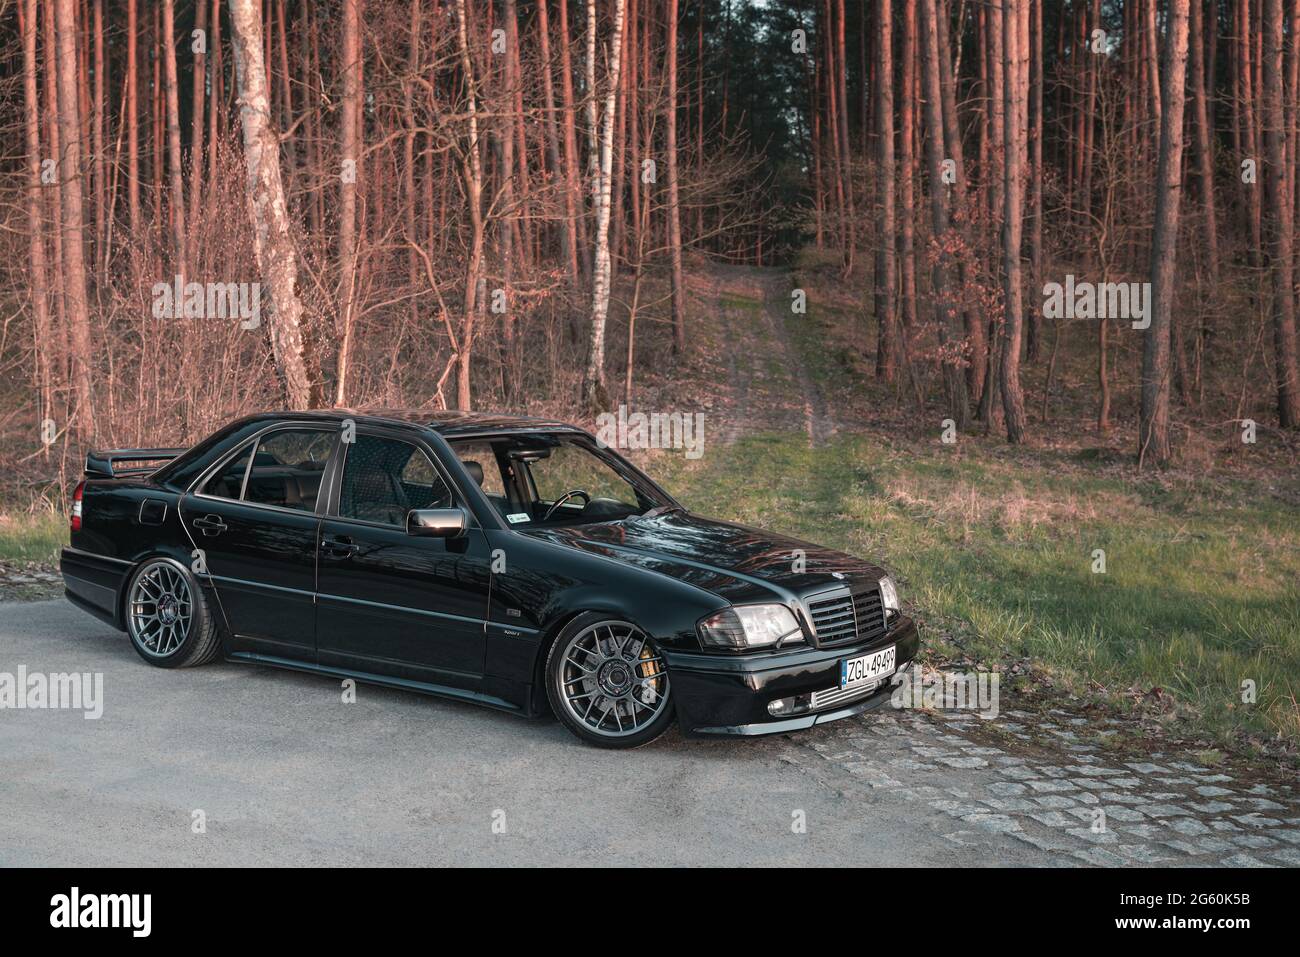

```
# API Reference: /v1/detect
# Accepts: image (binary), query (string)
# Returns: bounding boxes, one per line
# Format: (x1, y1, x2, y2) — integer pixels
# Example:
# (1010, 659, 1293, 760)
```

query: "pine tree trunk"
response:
(1241, 0, 1263, 264)
(1001, 0, 1029, 443)
(1189, 0, 1219, 282)
(1140, 0, 1190, 467)
(1263, 0, 1300, 426)
(54, 0, 96, 439)
(21, 0, 54, 433)
(208, 0, 222, 193)
(919, 0, 972, 430)
(899, 0, 918, 343)
(873, 0, 897, 382)
(161, 0, 187, 274)
(537, 0, 580, 287)
(557, 0, 590, 281)
(92, 0, 105, 255)
(1027, 0, 1043, 360)
(126, 0, 139, 233)
(935, 0, 981, 400)
(188, 0, 208, 244)
(835, 0, 856, 275)
(42, 0, 66, 365)
(501, 0, 521, 376)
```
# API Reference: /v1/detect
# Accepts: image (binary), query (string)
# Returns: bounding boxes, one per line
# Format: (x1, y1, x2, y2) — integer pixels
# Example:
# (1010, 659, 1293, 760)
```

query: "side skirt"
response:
(225, 651, 530, 716)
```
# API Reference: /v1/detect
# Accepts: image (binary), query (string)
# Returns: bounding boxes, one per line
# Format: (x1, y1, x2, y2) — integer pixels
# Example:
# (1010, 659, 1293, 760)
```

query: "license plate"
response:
(841, 645, 896, 690)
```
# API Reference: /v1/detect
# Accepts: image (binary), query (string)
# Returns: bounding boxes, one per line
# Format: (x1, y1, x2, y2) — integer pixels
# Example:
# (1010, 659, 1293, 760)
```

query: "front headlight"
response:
(879, 576, 901, 616)
(698, 604, 803, 651)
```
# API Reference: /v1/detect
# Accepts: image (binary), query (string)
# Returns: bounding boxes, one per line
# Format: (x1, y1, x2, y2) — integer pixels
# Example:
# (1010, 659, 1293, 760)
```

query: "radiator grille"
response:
(806, 581, 888, 648)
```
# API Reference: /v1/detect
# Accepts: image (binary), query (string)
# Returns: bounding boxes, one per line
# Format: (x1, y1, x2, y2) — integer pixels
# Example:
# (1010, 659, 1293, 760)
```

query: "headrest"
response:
(462, 460, 485, 486)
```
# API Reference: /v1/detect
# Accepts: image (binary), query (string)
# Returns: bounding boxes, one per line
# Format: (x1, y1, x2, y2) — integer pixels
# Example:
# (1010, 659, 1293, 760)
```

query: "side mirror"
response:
(407, 507, 468, 538)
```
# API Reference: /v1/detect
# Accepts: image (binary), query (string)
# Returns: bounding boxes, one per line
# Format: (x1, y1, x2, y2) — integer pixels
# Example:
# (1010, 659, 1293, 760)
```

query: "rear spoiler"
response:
(84, 448, 185, 479)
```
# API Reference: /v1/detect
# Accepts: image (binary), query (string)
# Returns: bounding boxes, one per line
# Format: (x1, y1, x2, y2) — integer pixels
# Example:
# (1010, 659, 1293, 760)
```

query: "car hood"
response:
(521, 510, 885, 604)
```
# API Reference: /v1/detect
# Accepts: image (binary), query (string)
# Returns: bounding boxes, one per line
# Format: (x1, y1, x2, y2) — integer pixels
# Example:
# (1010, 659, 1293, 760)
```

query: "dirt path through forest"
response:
(696, 263, 834, 447)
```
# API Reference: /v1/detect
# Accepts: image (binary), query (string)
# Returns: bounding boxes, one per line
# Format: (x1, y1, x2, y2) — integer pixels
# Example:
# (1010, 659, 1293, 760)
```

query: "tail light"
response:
(70, 481, 85, 532)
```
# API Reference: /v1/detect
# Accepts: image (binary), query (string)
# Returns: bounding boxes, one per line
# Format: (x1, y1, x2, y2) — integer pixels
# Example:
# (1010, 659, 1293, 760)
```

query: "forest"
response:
(2, 0, 1298, 477)
(1, 2, 1298, 747)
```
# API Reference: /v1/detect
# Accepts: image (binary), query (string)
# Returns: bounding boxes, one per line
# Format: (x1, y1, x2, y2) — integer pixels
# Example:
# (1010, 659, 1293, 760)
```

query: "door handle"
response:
(320, 536, 359, 558)
(193, 514, 227, 536)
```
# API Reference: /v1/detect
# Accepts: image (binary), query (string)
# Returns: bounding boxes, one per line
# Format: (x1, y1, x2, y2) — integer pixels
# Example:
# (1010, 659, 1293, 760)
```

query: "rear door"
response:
(315, 429, 493, 687)
(180, 424, 337, 659)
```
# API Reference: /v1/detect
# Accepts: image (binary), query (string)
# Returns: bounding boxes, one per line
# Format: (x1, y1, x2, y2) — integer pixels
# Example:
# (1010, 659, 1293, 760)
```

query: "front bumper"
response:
(666, 615, 920, 737)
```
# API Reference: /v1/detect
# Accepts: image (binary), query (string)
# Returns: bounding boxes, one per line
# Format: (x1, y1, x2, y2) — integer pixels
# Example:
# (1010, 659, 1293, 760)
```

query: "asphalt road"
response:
(3, 599, 1296, 867)
(0, 599, 1042, 867)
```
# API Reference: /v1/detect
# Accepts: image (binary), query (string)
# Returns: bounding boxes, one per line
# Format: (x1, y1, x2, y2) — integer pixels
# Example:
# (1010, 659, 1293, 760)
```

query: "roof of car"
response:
(324, 408, 583, 438)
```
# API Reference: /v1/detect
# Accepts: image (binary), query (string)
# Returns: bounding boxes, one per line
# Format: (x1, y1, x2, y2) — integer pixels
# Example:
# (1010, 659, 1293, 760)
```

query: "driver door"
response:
(314, 429, 492, 687)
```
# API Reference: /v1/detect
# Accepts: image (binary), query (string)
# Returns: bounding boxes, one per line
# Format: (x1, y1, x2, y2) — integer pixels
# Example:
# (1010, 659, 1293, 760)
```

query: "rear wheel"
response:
(125, 558, 221, 668)
(545, 614, 674, 749)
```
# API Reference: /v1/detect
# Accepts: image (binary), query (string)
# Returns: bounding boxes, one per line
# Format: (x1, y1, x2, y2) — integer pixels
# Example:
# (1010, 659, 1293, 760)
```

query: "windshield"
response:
(449, 434, 672, 526)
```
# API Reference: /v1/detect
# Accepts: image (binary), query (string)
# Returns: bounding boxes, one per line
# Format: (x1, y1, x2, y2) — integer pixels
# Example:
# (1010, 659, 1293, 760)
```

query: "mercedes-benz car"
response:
(60, 410, 920, 748)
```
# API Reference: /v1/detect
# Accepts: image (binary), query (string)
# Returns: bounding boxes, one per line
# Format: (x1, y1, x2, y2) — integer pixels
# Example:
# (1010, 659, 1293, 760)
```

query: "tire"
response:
(545, 613, 674, 749)
(124, 557, 222, 669)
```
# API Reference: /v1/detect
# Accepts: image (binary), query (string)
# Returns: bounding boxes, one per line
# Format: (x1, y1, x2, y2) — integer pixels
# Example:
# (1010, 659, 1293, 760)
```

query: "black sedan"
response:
(60, 410, 919, 748)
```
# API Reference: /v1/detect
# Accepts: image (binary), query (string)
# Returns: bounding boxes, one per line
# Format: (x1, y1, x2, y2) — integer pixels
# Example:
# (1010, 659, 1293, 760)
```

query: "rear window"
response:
(200, 429, 332, 512)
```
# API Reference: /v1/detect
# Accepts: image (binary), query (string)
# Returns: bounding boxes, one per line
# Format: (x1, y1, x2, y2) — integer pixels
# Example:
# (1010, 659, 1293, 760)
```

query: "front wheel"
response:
(125, 557, 221, 668)
(545, 614, 674, 749)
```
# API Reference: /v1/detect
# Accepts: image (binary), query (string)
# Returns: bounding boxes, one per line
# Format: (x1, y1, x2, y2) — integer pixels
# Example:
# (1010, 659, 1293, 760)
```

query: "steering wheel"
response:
(543, 489, 591, 521)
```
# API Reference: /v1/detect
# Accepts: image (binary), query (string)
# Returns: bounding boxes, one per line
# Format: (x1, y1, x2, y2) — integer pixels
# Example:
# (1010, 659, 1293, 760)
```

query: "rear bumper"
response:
(666, 616, 920, 737)
(60, 547, 130, 629)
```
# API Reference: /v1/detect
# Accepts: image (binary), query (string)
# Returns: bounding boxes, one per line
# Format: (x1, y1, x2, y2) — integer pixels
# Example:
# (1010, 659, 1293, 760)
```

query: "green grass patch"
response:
(648, 432, 1300, 749)
(0, 510, 67, 565)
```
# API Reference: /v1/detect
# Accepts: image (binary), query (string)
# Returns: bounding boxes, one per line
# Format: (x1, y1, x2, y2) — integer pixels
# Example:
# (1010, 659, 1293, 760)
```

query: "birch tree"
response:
(227, 0, 319, 410)
(453, 0, 485, 411)
(581, 0, 628, 410)
(335, 0, 362, 404)
(665, 0, 687, 356)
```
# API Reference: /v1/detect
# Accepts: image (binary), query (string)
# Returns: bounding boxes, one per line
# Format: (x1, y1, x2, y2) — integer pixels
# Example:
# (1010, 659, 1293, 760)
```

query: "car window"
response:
(241, 429, 333, 511)
(453, 442, 507, 497)
(338, 435, 453, 526)
(529, 443, 637, 508)
(200, 441, 253, 500)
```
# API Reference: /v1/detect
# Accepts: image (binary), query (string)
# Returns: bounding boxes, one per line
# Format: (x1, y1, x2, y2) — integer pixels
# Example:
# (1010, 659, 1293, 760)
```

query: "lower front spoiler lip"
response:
(666, 616, 920, 738)
(689, 674, 900, 736)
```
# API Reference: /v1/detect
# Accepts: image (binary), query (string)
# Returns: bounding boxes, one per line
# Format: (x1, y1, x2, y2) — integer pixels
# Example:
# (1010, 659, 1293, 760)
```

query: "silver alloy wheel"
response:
(127, 560, 194, 659)
(558, 620, 670, 737)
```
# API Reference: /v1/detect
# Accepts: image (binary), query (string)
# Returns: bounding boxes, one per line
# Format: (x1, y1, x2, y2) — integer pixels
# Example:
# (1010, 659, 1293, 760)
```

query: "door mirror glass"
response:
(407, 507, 467, 538)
